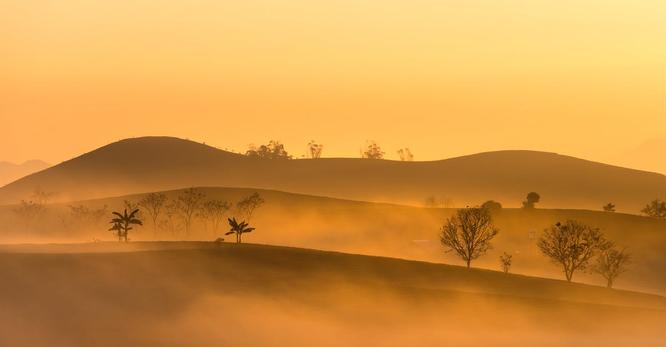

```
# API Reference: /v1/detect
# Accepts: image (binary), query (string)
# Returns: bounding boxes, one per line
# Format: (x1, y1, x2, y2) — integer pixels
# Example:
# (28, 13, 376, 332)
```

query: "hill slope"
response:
(0, 160, 50, 187)
(0, 243, 664, 346)
(0, 137, 665, 211)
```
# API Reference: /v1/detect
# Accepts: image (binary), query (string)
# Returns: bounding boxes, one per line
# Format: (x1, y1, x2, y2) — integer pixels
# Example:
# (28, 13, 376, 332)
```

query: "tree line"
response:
(244, 140, 414, 161)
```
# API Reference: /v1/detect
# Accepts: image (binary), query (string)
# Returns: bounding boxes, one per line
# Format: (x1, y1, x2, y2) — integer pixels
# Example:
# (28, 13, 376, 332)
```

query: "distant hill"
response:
(0, 136, 665, 212)
(0, 160, 50, 187)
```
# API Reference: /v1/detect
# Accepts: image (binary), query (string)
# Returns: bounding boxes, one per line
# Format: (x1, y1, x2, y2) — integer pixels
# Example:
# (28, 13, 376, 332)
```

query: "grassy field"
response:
(0, 242, 665, 347)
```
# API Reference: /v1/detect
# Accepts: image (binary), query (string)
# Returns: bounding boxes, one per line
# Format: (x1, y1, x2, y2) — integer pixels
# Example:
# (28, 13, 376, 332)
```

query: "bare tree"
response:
(603, 203, 616, 212)
(307, 140, 324, 159)
(593, 246, 630, 288)
(199, 199, 231, 236)
(361, 141, 384, 159)
(236, 192, 265, 223)
(139, 193, 167, 234)
(397, 148, 414, 161)
(641, 199, 666, 219)
(500, 252, 513, 274)
(522, 192, 541, 209)
(537, 220, 610, 282)
(440, 207, 500, 268)
(173, 188, 206, 236)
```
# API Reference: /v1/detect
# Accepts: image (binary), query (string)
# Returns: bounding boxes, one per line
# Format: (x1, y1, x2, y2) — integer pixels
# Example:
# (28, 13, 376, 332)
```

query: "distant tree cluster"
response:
(117, 189, 264, 243)
(397, 148, 414, 161)
(641, 199, 666, 219)
(246, 140, 292, 159)
(361, 141, 385, 159)
(307, 141, 324, 159)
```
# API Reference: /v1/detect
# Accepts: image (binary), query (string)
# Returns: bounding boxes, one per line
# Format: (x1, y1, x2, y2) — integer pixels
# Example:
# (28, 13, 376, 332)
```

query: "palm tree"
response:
(110, 209, 143, 242)
(225, 217, 254, 244)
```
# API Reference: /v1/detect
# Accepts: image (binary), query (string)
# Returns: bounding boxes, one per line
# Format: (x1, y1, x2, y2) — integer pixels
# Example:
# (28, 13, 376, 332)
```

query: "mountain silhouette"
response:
(0, 136, 664, 211)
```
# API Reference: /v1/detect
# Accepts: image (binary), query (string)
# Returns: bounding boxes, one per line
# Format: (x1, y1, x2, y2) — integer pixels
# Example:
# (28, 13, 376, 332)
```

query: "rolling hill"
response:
(0, 243, 664, 346)
(0, 136, 665, 212)
(3, 187, 666, 294)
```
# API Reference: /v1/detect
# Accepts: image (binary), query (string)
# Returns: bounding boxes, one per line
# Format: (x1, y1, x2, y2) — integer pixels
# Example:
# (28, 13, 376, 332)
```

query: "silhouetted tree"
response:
(246, 140, 292, 159)
(225, 217, 255, 243)
(361, 141, 384, 159)
(14, 200, 47, 225)
(440, 207, 500, 268)
(522, 192, 541, 209)
(641, 199, 666, 219)
(139, 193, 167, 234)
(109, 208, 142, 242)
(397, 148, 414, 161)
(537, 220, 610, 282)
(307, 140, 324, 159)
(174, 188, 206, 236)
(593, 245, 630, 288)
(481, 200, 503, 212)
(68, 204, 108, 231)
(500, 252, 513, 274)
(236, 192, 264, 223)
(199, 199, 231, 236)
(603, 203, 616, 212)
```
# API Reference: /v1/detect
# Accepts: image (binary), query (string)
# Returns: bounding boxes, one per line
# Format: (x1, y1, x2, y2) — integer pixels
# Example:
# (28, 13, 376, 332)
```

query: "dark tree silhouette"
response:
(500, 252, 513, 274)
(109, 208, 143, 242)
(641, 199, 666, 219)
(307, 140, 324, 159)
(246, 140, 292, 159)
(361, 141, 384, 159)
(174, 188, 206, 236)
(593, 246, 630, 288)
(537, 220, 610, 282)
(440, 207, 500, 268)
(397, 148, 414, 161)
(522, 192, 541, 209)
(481, 200, 503, 212)
(236, 192, 264, 223)
(603, 203, 616, 212)
(139, 193, 167, 234)
(225, 217, 255, 243)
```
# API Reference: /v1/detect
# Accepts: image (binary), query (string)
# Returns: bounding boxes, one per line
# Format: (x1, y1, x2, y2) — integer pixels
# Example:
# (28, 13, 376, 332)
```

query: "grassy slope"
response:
(0, 242, 665, 346)
(2, 186, 666, 294)
(1, 136, 665, 211)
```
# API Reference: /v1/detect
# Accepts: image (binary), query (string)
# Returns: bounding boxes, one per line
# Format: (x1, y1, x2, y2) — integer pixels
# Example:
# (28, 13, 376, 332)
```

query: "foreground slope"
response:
(0, 243, 664, 347)
(1, 136, 665, 211)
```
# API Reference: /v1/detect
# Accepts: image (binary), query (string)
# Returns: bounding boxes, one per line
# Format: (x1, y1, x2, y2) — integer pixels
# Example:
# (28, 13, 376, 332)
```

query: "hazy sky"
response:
(2, 0, 665, 168)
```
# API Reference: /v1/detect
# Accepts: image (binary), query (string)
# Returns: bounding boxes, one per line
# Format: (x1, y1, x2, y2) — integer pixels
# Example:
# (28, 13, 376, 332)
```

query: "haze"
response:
(2, 0, 666, 170)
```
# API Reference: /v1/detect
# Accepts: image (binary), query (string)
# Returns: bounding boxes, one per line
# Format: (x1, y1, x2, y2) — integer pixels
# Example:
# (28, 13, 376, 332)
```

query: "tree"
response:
(361, 141, 384, 159)
(481, 200, 503, 212)
(593, 246, 630, 288)
(225, 217, 255, 244)
(424, 196, 440, 208)
(14, 199, 47, 225)
(500, 252, 513, 274)
(537, 220, 610, 282)
(440, 207, 500, 268)
(68, 204, 108, 231)
(641, 199, 666, 219)
(307, 140, 324, 159)
(138, 193, 167, 234)
(603, 203, 616, 213)
(246, 140, 292, 159)
(522, 192, 541, 209)
(397, 148, 414, 161)
(236, 192, 264, 223)
(173, 188, 206, 236)
(109, 209, 143, 242)
(199, 199, 231, 236)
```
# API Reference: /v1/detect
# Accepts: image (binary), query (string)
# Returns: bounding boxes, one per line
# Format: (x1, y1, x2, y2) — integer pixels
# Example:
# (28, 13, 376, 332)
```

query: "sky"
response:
(2, 0, 666, 171)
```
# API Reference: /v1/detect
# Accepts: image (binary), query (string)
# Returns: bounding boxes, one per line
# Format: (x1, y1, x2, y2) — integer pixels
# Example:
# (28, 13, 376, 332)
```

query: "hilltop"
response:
(0, 136, 664, 212)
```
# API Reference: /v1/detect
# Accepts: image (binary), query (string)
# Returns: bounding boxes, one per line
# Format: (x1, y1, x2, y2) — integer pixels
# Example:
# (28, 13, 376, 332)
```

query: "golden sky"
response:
(2, 0, 666, 168)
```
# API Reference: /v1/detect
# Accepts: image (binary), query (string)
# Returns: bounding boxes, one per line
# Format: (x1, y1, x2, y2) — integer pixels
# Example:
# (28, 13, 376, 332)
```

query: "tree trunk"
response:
(466, 259, 471, 268)
(607, 278, 613, 288)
